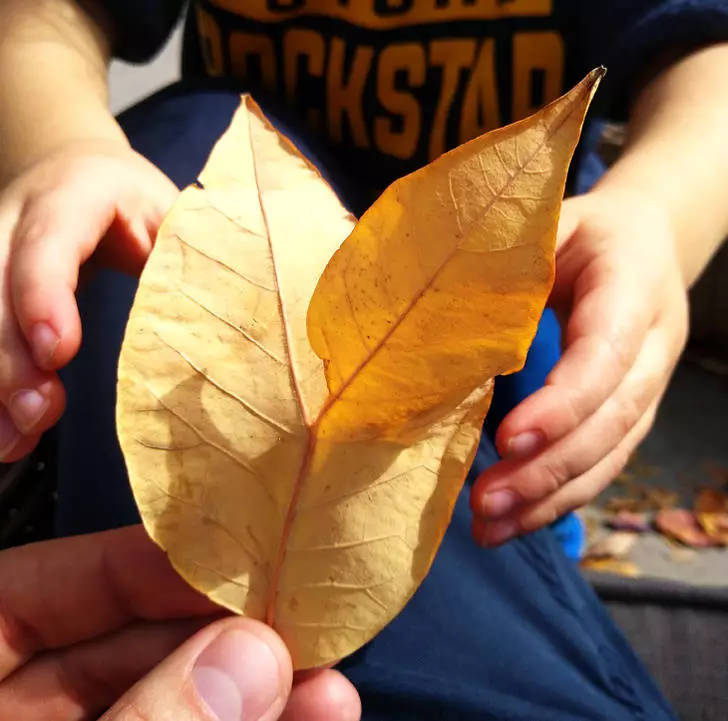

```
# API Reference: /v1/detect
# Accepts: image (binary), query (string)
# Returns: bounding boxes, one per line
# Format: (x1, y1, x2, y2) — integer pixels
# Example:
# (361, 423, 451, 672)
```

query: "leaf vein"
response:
(317, 88, 586, 418)
(288, 534, 415, 554)
(174, 233, 276, 292)
(141, 472, 264, 563)
(297, 465, 434, 513)
(177, 286, 286, 366)
(153, 331, 296, 436)
(131, 369, 278, 510)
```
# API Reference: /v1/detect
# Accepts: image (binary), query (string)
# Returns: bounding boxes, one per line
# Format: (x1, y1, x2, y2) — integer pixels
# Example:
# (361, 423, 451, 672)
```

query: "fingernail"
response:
(8, 390, 49, 433)
(480, 490, 518, 518)
(193, 629, 281, 721)
(0, 413, 20, 461)
(31, 323, 60, 368)
(480, 520, 519, 547)
(507, 431, 546, 460)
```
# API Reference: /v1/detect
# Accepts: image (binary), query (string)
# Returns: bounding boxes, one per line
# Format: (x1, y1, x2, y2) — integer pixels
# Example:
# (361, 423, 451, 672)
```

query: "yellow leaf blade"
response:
(308, 69, 604, 441)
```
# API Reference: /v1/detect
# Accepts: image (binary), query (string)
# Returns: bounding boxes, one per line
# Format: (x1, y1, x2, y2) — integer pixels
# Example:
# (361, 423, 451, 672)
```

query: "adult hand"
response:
(0, 525, 360, 720)
(471, 187, 689, 545)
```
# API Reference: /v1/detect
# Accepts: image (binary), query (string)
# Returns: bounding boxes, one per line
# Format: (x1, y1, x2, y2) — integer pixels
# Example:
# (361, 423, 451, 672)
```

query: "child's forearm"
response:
(595, 43, 728, 288)
(0, 0, 126, 187)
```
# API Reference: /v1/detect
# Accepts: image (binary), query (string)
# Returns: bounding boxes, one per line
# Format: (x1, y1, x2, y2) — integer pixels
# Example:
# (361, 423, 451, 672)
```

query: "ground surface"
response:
(585, 360, 728, 586)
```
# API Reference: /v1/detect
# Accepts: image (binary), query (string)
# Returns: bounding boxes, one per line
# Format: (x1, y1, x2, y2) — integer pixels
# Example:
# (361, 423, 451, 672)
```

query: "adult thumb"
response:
(102, 617, 292, 721)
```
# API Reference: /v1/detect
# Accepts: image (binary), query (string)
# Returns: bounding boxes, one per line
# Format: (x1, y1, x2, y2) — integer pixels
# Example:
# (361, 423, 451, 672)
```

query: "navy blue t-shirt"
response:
(102, 0, 728, 201)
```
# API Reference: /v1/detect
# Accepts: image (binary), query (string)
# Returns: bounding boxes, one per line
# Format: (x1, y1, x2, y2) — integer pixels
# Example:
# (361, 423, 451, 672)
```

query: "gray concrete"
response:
(588, 360, 728, 586)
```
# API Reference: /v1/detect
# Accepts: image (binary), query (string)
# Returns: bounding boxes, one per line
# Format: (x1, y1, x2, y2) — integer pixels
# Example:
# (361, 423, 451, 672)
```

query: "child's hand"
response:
(0, 140, 178, 462)
(471, 187, 689, 545)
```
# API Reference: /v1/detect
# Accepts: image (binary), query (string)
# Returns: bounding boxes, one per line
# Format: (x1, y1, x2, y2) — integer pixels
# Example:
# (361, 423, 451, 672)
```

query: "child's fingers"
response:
(493, 252, 657, 463)
(472, 400, 658, 547)
(0, 297, 65, 451)
(471, 326, 675, 524)
(10, 184, 116, 371)
(0, 205, 65, 446)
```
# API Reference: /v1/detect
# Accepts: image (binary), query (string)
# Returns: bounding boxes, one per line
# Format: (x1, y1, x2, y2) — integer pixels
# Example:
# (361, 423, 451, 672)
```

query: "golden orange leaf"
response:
(308, 69, 604, 440)
(581, 557, 641, 578)
(697, 513, 728, 545)
(655, 509, 717, 549)
(695, 487, 728, 514)
(117, 72, 601, 669)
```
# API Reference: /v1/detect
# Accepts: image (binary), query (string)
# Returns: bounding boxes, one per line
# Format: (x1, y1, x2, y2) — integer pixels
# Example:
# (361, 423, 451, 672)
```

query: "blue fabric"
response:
(57, 85, 676, 719)
(98, 0, 728, 205)
(578, 0, 728, 120)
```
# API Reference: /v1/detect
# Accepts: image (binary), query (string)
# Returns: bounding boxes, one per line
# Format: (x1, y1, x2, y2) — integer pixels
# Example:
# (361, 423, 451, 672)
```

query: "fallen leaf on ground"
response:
(605, 511, 650, 533)
(631, 463, 659, 478)
(585, 532, 638, 560)
(613, 471, 634, 485)
(655, 509, 717, 548)
(581, 558, 641, 578)
(604, 483, 678, 514)
(695, 488, 728, 514)
(693, 489, 728, 544)
(117, 72, 602, 669)
(697, 513, 728, 545)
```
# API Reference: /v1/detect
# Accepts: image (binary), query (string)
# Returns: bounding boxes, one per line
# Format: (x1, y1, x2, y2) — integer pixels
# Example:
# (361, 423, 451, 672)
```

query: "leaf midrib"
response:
(314, 84, 584, 424)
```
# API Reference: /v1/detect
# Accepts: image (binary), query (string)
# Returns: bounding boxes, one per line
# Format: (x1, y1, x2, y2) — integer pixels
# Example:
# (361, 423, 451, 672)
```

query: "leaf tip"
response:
(584, 66, 607, 100)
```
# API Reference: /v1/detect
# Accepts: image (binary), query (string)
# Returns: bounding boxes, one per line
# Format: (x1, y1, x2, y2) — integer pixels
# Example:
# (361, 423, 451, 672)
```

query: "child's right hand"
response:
(0, 139, 178, 463)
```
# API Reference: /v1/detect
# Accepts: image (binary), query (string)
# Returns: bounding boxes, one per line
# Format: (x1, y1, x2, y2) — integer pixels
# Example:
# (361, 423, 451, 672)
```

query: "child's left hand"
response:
(470, 186, 689, 546)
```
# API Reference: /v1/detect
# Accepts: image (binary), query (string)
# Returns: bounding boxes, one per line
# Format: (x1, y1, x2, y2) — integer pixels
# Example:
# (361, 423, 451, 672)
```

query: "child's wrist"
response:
(1, 118, 129, 191)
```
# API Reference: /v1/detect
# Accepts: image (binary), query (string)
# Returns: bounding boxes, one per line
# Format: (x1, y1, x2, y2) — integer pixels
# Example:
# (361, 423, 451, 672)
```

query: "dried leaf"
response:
(117, 73, 602, 669)
(696, 513, 728, 545)
(585, 531, 638, 559)
(604, 496, 642, 514)
(604, 483, 678, 514)
(605, 511, 650, 533)
(307, 70, 603, 441)
(655, 509, 717, 548)
(694, 488, 728, 514)
(581, 558, 641, 578)
(631, 463, 659, 479)
(613, 471, 634, 485)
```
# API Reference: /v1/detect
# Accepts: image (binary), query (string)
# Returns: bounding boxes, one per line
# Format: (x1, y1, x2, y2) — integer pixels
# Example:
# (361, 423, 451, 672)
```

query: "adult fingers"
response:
(473, 400, 659, 546)
(281, 669, 361, 721)
(472, 326, 677, 518)
(102, 617, 294, 721)
(0, 619, 207, 721)
(0, 525, 217, 681)
(0, 405, 42, 463)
